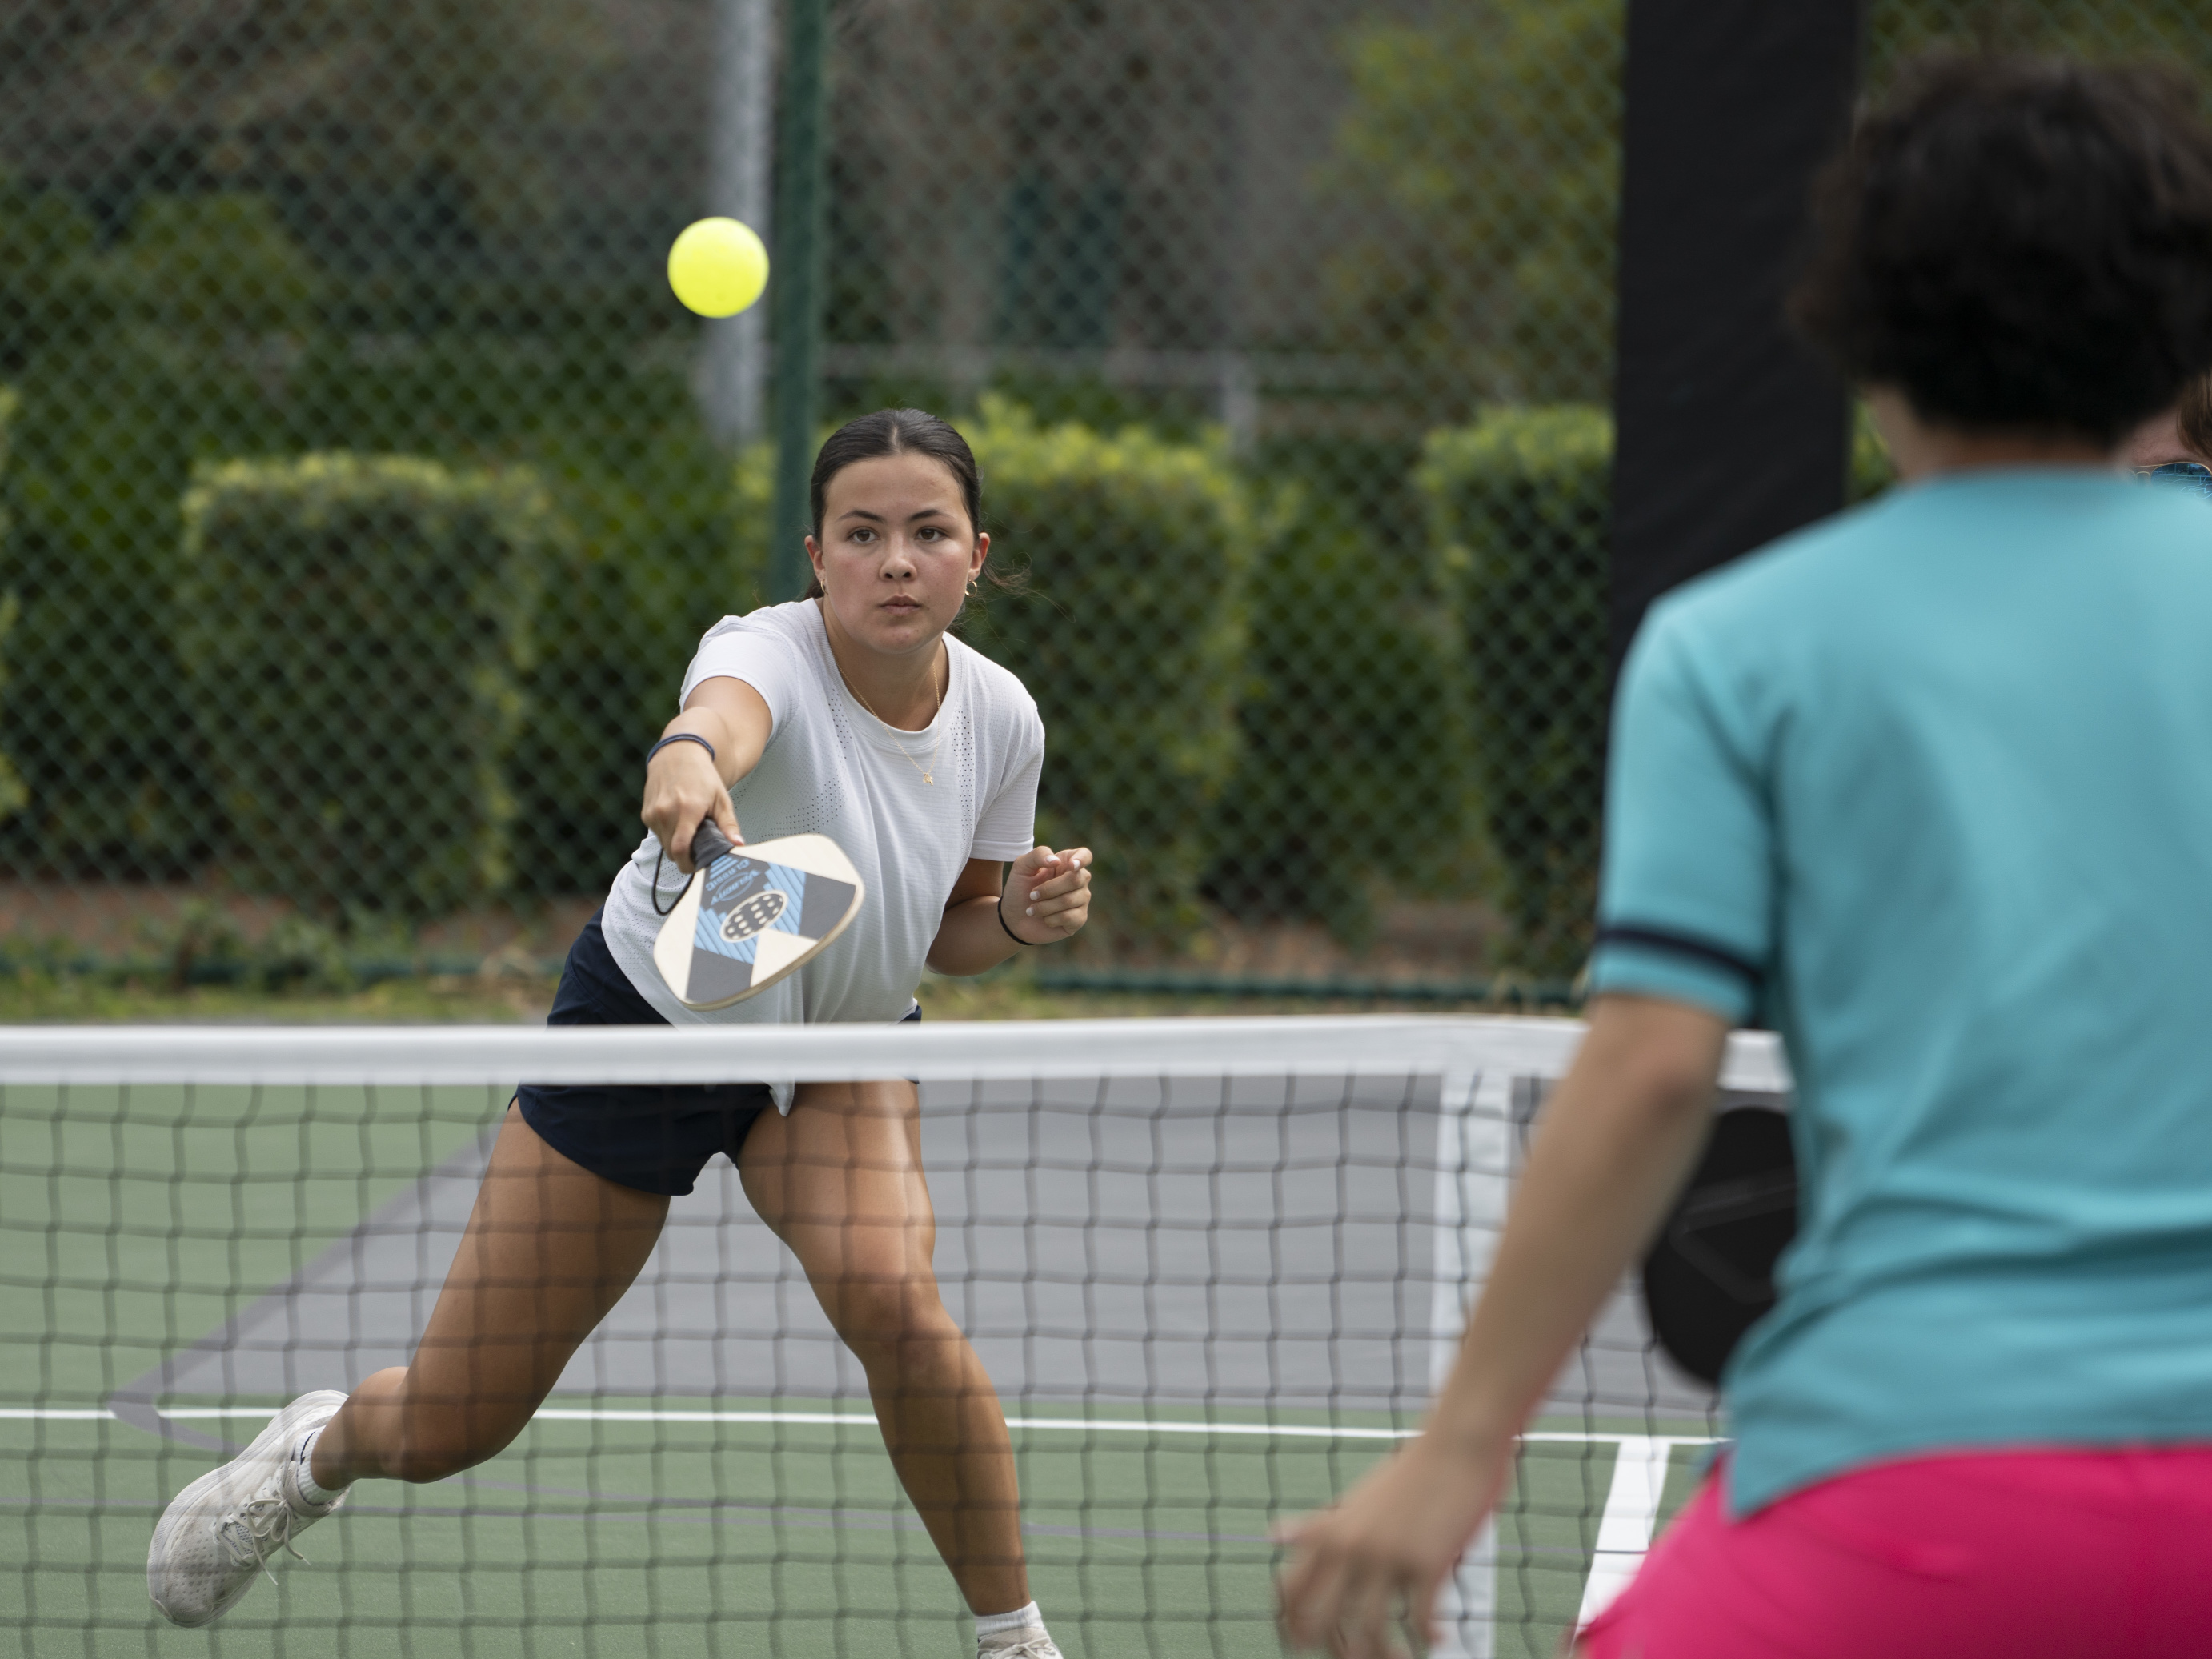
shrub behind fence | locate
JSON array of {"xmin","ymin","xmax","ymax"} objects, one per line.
[
  {"xmin": 0, "ymin": 384, "xmax": 21, "ymax": 825},
  {"xmin": 1, "ymin": 0, "xmax": 2143, "ymax": 992},
  {"xmin": 178, "ymin": 454, "xmax": 553, "ymax": 919},
  {"xmin": 1421, "ymin": 407, "xmax": 1611, "ymax": 982},
  {"xmin": 960, "ymin": 402, "xmax": 1252, "ymax": 950}
]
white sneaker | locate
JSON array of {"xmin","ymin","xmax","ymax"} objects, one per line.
[
  {"xmin": 978, "ymin": 1630, "xmax": 1064, "ymax": 1659},
  {"xmin": 147, "ymin": 1391, "xmax": 350, "ymax": 1627}
]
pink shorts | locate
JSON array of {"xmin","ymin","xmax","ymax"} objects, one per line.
[{"xmin": 1577, "ymin": 1446, "xmax": 2212, "ymax": 1658}]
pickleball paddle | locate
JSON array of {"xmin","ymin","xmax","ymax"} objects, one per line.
[
  {"xmin": 651, "ymin": 823, "xmax": 864, "ymax": 1010},
  {"xmin": 1641, "ymin": 1104, "xmax": 1798, "ymax": 1385}
]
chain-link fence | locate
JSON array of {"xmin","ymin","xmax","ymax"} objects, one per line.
[{"xmin": 0, "ymin": 1, "xmax": 2203, "ymax": 1000}]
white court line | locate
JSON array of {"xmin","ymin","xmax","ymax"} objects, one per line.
[
  {"xmin": 1, "ymin": 1405, "xmax": 1720, "ymax": 1449},
  {"xmin": 0, "ymin": 1409, "xmax": 114, "ymax": 1421},
  {"xmin": 1574, "ymin": 1437, "xmax": 1675, "ymax": 1631}
]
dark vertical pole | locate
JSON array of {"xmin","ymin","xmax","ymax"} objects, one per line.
[
  {"xmin": 770, "ymin": 0, "xmax": 829, "ymax": 601},
  {"xmin": 1609, "ymin": 0, "xmax": 1866, "ymax": 682}
]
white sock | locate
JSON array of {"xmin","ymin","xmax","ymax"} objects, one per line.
[
  {"xmin": 975, "ymin": 1601, "xmax": 1044, "ymax": 1642},
  {"xmin": 293, "ymin": 1427, "xmax": 338, "ymax": 1505}
]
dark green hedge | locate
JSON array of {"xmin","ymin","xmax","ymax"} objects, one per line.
[
  {"xmin": 178, "ymin": 453, "xmax": 553, "ymax": 918},
  {"xmin": 0, "ymin": 385, "xmax": 20, "ymax": 823},
  {"xmin": 959, "ymin": 400, "xmax": 1252, "ymax": 948},
  {"xmin": 1209, "ymin": 483, "xmax": 1479, "ymax": 944},
  {"xmin": 1420, "ymin": 407, "xmax": 1610, "ymax": 979}
]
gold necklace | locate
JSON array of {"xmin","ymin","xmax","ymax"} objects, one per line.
[{"xmin": 845, "ymin": 656, "xmax": 946, "ymax": 785}]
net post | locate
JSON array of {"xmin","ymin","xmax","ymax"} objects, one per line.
[{"xmin": 1428, "ymin": 1056, "xmax": 1509, "ymax": 1659}]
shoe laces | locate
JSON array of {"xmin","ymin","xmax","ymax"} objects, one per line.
[
  {"xmin": 218, "ymin": 1493, "xmax": 311, "ymax": 1586},
  {"xmin": 979, "ymin": 1638, "xmax": 1060, "ymax": 1659}
]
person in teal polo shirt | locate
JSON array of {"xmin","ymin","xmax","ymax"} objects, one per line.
[{"xmin": 1278, "ymin": 55, "xmax": 2212, "ymax": 1659}]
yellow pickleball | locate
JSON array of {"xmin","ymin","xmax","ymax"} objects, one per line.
[{"xmin": 667, "ymin": 218, "xmax": 769, "ymax": 317}]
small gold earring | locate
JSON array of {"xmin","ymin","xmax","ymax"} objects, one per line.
[{"xmin": 965, "ymin": 576, "xmax": 979, "ymax": 596}]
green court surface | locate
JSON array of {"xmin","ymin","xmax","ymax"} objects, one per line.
[
  {"xmin": 2, "ymin": 1076, "xmax": 1717, "ymax": 1656},
  {"xmin": 0, "ymin": 1083, "xmax": 495, "ymax": 1405},
  {"xmin": 3, "ymin": 1406, "xmax": 1707, "ymax": 1657}
]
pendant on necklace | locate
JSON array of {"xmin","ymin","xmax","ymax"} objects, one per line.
[{"xmin": 923, "ymin": 772, "xmax": 934, "ymax": 785}]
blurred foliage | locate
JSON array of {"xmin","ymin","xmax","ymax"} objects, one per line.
[
  {"xmin": 0, "ymin": 385, "xmax": 21, "ymax": 823},
  {"xmin": 2, "ymin": 192, "xmax": 329, "ymax": 876},
  {"xmin": 0, "ymin": 176, "xmax": 100, "ymax": 372},
  {"xmin": 0, "ymin": 0, "xmax": 615, "ymax": 242},
  {"xmin": 138, "ymin": 899, "xmax": 359, "ymax": 993},
  {"xmin": 178, "ymin": 453, "xmax": 551, "ymax": 919},
  {"xmin": 1851, "ymin": 403, "xmax": 1899, "ymax": 503},
  {"xmin": 0, "ymin": 181, "xmax": 745, "ymax": 892},
  {"xmin": 1867, "ymin": 0, "xmax": 2212, "ymax": 87},
  {"xmin": 1208, "ymin": 483, "xmax": 1482, "ymax": 946},
  {"xmin": 112, "ymin": 194, "xmax": 319, "ymax": 351},
  {"xmin": 1421, "ymin": 407, "xmax": 1612, "ymax": 980},
  {"xmin": 960, "ymin": 399, "xmax": 1252, "ymax": 951},
  {"xmin": 1324, "ymin": 0, "xmax": 1624, "ymax": 405},
  {"xmin": 14, "ymin": 0, "xmax": 2175, "ymax": 992}
]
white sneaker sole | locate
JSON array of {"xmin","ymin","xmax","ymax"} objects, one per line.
[{"xmin": 147, "ymin": 1390, "xmax": 349, "ymax": 1628}]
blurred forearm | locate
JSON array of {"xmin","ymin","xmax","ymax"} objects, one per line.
[{"xmin": 1425, "ymin": 996, "xmax": 1727, "ymax": 1453}]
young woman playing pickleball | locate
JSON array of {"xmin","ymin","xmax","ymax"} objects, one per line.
[
  {"xmin": 149, "ymin": 408, "xmax": 1092, "ymax": 1659},
  {"xmin": 1278, "ymin": 56, "xmax": 2212, "ymax": 1659}
]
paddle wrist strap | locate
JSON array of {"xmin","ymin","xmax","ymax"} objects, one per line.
[{"xmin": 648, "ymin": 732, "xmax": 716, "ymax": 765}]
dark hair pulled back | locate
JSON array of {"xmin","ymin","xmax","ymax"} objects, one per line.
[
  {"xmin": 803, "ymin": 408, "xmax": 985, "ymax": 601},
  {"xmin": 1791, "ymin": 54, "xmax": 2212, "ymax": 445}
]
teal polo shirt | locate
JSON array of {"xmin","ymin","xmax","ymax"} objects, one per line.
[{"xmin": 1591, "ymin": 468, "xmax": 2212, "ymax": 1517}]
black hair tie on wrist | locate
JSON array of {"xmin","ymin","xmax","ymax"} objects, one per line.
[
  {"xmin": 648, "ymin": 732, "xmax": 717, "ymax": 765},
  {"xmin": 996, "ymin": 898, "xmax": 1033, "ymax": 947}
]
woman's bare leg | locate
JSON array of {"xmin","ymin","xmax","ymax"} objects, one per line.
[
  {"xmin": 310, "ymin": 1103, "xmax": 669, "ymax": 1487},
  {"xmin": 741, "ymin": 1080, "xmax": 1028, "ymax": 1616}
]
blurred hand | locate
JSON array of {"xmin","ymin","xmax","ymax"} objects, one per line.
[
  {"xmin": 1001, "ymin": 845, "xmax": 1092, "ymax": 943},
  {"xmin": 1274, "ymin": 1432, "xmax": 1511, "ymax": 1659}
]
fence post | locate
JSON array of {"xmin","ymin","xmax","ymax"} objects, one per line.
[
  {"xmin": 1609, "ymin": 0, "xmax": 1865, "ymax": 682},
  {"xmin": 700, "ymin": 0, "xmax": 776, "ymax": 446},
  {"xmin": 770, "ymin": 0, "xmax": 830, "ymax": 600}
]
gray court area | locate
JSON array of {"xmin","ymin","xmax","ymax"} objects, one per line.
[{"xmin": 116, "ymin": 1073, "xmax": 1717, "ymax": 1431}]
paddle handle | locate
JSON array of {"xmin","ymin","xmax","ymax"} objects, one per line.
[{"xmin": 691, "ymin": 820, "xmax": 735, "ymax": 868}]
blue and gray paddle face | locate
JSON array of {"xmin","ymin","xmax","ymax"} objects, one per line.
[{"xmin": 687, "ymin": 852, "xmax": 858, "ymax": 1005}]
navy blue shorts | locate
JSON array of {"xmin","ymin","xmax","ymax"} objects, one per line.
[{"xmin": 515, "ymin": 908, "xmax": 918, "ymax": 1197}]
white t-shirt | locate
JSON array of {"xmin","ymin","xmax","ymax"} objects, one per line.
[{"xmin": 599, "ymin": 600, "xmax": 1045, "ymax": 1036}]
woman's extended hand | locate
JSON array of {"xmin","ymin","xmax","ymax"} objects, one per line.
[
  {"xmin": 640, "ymin": 739, "xmax": 742, "ymax": 873},
  {"xmin": 1273, "ymin": 1431, "xmax": 1513, "ymax": 1659},
  {"xmin": 1001, "ymin": 845, "xmax": 1092, "ymax": 943}
]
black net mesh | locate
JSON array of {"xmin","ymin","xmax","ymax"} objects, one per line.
[{"xmin": 0, "ymin": 1016, "xmax": 1792, "ymax": 1657}]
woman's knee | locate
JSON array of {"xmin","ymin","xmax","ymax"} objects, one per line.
[{"xmin": 823, "ymin": 1265, "xmax": 957, "ymax": 1357}]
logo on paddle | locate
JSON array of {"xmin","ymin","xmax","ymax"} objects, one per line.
[
  {"xmin": 719, "ymin": 888, "xmax": 787, "ymax": 942},
  {"xmin": 653, "ymin": 832, "xmax": 864, "ymax": 1011}
]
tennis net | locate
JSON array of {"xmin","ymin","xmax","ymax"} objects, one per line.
[{"xmin": 1, "ymin": 1016, "xmax": 1789, "ymax": 1658}]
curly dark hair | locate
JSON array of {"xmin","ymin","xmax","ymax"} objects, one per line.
[{"xmin": 1792, "ymin": 55, "xmax": 2212, "ymax": 445}]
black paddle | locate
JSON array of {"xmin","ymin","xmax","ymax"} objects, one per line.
[{"xmin": 1641, "ymin": 1104, "xmax": 1798, "ymax": 1385}]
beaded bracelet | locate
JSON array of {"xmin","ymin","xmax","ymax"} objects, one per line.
[{"xmin": 647, "ymin": 732, "xmax": 717, "ymax": 765}]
